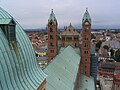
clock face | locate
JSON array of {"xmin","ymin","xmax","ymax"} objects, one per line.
[{"xmin": 85, "ymin": 22, "xmax": 89, "ymax": 25}]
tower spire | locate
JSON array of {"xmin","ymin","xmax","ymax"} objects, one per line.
[
  {"xmin": 82, "ymin": 8, "xmax": 91, "ymax": 24},
  {"xmin": 51, "ymin": 9, "xmax": 53, "ymax": 13},
  {"xmin": 48, "ymin": 9, "xmax": 57, "ymax": 25},
  {"xmin": 47, "ymin": 10, "xmax": 58, "ymax": 62},
  {"xmin": 80, "ymin": 8, "xmax": 92, "ymax": 77}
]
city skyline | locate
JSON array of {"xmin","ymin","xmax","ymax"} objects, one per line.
[{"xmin": 1, "ymin": 0, "xmax": 120, "ymax": 29}]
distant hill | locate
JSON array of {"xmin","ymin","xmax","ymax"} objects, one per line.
[
  {"xmin": 24, "ymin": 29, "xmax": 46, "ymax": 32},
  {"xmin": 24, "ymin": 28, "xmax": 120, "ymax": 33}
]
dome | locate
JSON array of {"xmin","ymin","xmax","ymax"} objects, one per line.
[{"xmin": 0, "ymin": 8, "xmax": 47, "ymax": 90}]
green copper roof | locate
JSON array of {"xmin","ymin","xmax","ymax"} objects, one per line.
[
  {"xmin": 0, "ymin": 7, "xmax": 47, "ymax": 90},
  {"xmin": 79, "ymin": 74, "xmax": 95, "ymax": 90},
  {"xmin": 48, "ymin": 9, "xmax": 57, "ymax": 24},
  {"xmin": 0, "ymin": 18, "xmax": 12, "ymax": 24},
  {"xmin": 44, "ymin": 46, "xmax": 81, "ymax": 90},
  {"xmin": 82, "ymin": 8, "xmax": 91, "ymax": 24}
]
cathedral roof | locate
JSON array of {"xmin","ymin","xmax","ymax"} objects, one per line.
[
  {"xmin": 0, "ymin": 18, "xmax": 12, "ymax": 24},
  {"xmin": 48, "ymin": 9, "xmax": 57, "ymax": 25},
  {"xmin": 82, "ymin": 8, "xmax": 91, "ymax": 24},
  {"xmin": 0, "ymin": 7, "xmax": 47, "ymax": 90},
  {"xmin": 44, "ymin": 46, "xmax": 81, "ymax": 90},
  {"xmin": 61, "ymin": 23, "xmax": 79, "ymax": 35},
  {"xmin": 79, "ymin": 74, "xmax": 95, "ymax": 90}
]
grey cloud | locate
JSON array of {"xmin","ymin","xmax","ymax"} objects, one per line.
[{"xmin": 1, "ymin": 0, "xmax": 120, "ymax": 29}]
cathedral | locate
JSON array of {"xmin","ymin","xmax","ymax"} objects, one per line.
[
  {"xmin": 46, "ymin": 8, "xmax": 98, "ymax": 90},
  {"xmin": 0, "ymin": 7, "xmax": 97, "ymax": 90}
]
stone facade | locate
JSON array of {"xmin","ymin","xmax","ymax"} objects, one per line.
[
  {"xmin": 80, "ymin": 9, "xmax": 92, "ymax": 77},
  {"xmin": 61, "ymin": 24, "xmax": 79, "ymax": 48}
]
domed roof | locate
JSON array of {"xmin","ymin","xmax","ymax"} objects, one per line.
[{"xmin": 0, "ymin": 7, "xmax": 47, "ymax": 90}]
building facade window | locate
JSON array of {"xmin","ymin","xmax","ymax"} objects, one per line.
[
  {"xmin": 84, "ymin": 51, "xmax": 88, "ymax": 54},
  {"xmin": 87, "ymin": 51, "xmax": 88, "ymax": 54},
  {"xmin": 85, "ymin": 27, "xmax": 88, "ymax": 32},
  {"xmin": 50, "ymin": 27, "xmax": 53, "ymax": 32},
  {"xmin": 62, "ymin": 37, "xmax": 65, "ymax": 41},
  {"xmin": 50, "ymin": 43, "xmax": 53, "ymax": 46},
  {"xmin": 75, "ymin": 43, "xmax": 77, "ymax": 47},
  {"xmin": 84, "ymin": 43, "xmax": 88, "ymax": 47},
  {"xmin": 66, "ymin": 37, "xmax": 72, "ymax": 41},
  {"xmin": 50, "ymin": 50, "xmax": 54, "ymax": 53},
  {"xmin": 62, "ymin": 43, "xmax": 64, "ymax": 47},
  {"xmin": 85, "ymin": 35, "xmax": 88, "ymax": 40},
  {"xmin": 74, "ymin": 37, "xmax": 79, "ymax": 40},
  {"xmin": 50, "ymin": 22, "xmax": 53, "ymax": 25},
  {"xmin": 50, "ymin": 35, "xmax": 53, "ymax": 39}
]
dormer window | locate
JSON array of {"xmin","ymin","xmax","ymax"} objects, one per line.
[{"xmin": 0, "ymin": 18, "xmax": 16, "ymax": 43}]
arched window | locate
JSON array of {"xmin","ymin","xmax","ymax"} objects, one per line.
[
  {"xmin": 75, "ymin": 43, "xmax": 77, "ymax": 47},
  {"xmin": 50, "ymin": 35, "xmax": 53, "ymax": 39},
  {"xmin": 50, "ymin": 43, "xmax": 53, "ymax": 46},
  {"xmin": 85, "ymin": 27, "xmax": 88, "ymax": 32},
  {"xmin": 50, "ymin": 27, "xmax": 53, "ymax": 32},
  {"xmin": 50, "ymin": 22, "xmax": 53, "ymax": 25}
]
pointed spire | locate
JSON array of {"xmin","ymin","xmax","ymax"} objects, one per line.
[
  {"xmin": 82, "ymin": 8, "xmax": 91, "ymax": 24},
  {"xmin": 86, "ymin": 8, "xmax": 88, "ymax": 11},
  {"xmin": 48, "ymin": 9, "xmax": 57, "ymax": 25},
  {"xmin": 70, "ymin": 23, "xmax": 72, "ymax": 26},
  {"xmin": 51, "ymin": 9, "xmax": 53, "ymax": 13}
]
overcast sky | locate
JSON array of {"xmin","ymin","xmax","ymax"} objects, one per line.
[{"xmin": 1, "ymin": 0, "xmax": 120, "ymax": 29}]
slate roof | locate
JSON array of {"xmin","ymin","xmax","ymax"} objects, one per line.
[
  {"xmin": 44, "ymin": 46, "xmax": 81, "ymax": 90},
  {"xmin": 101, "ymin": 39, "xmax": 120, "ymax": 49},
  {"xmin": 0, "ymin": 7, "xmax": 47, "ymax": 90}
]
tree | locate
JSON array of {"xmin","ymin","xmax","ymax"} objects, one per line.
[
  {"xmin": 110, "ymin": 49, "xmax": 115, "ymax": 57},
  {"xmin": 96, "ymin": 40, "xmax": 102, "ymax": 49},
  {"xmin": 103, "ymin": 45, "xmax": 109, "ymax": 51},
  {"xmin": 114, "ymin": 49, "xmax": 120, "ymax": 62},
  {"xmin": 91, "ymin": 33, "xmax": 96, "ymax": 39}
]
